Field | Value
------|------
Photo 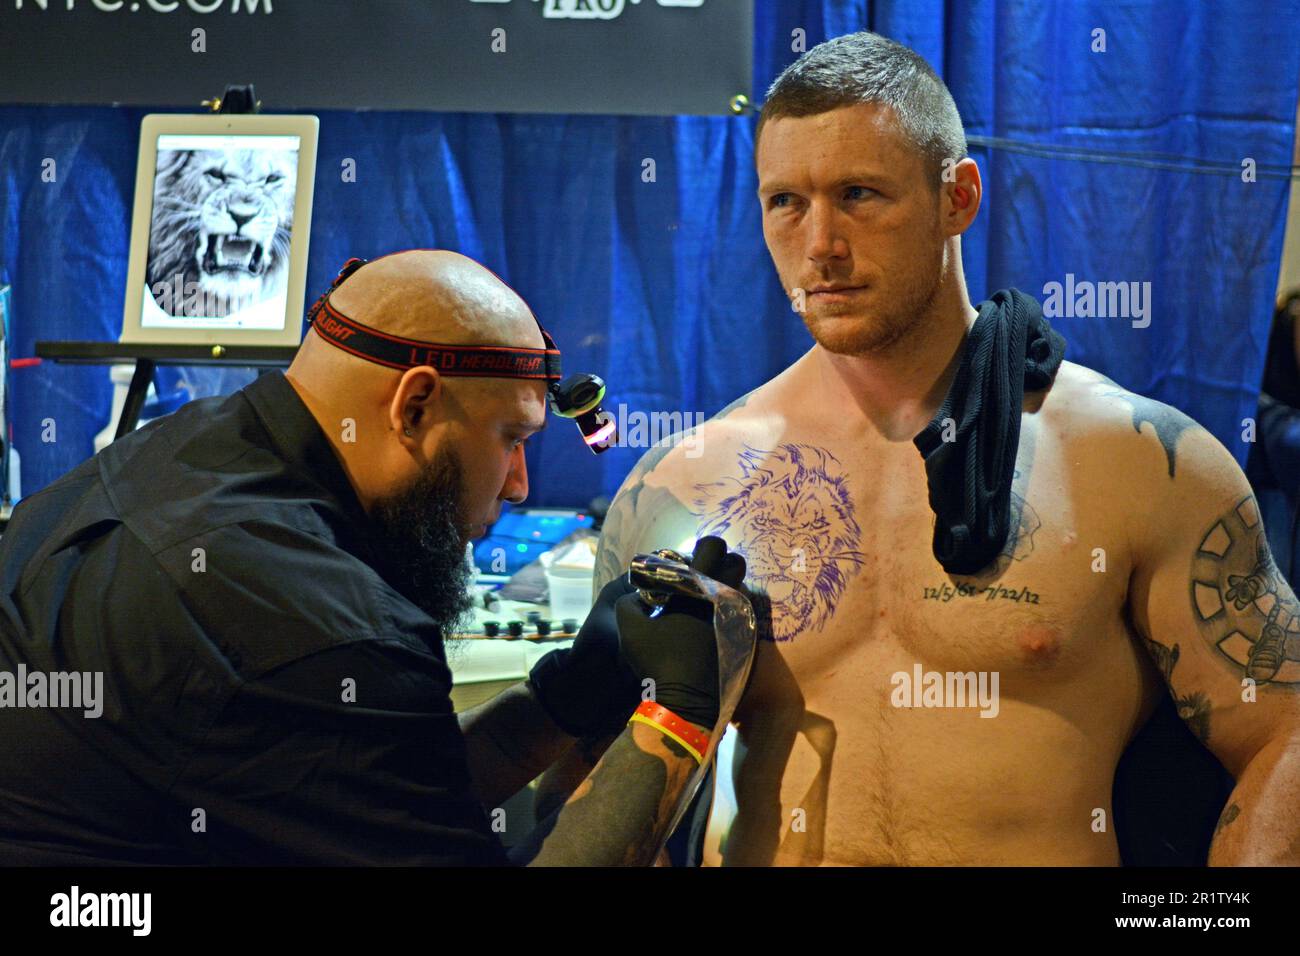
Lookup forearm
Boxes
[528,719,701,866]
[1208,733,1300,865]
[533,732,617,822]
[458,681,577,809]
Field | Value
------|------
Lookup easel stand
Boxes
[33,342,297,439]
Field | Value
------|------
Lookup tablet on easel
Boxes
[119,113,319,349]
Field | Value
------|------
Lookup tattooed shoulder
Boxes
[713,389,756,421]
[593,390,756,591]
[621,388,757,492]
[1098,387,1205,479]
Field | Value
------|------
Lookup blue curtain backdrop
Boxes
[1,0,1297,510]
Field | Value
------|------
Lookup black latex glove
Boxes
[526,575,643,739]
[615,536,747,731]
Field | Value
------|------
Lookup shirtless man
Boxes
[577,32,1300,866]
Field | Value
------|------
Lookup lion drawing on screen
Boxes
[694,443,867,642]
[147,149,295,318]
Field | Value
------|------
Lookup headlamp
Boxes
[305,255,617,454]
[547,372,614,451]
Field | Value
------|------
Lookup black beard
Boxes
[368,444,476,639]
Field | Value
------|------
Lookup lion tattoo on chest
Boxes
[694,443,867,642]
[146,148,296,318]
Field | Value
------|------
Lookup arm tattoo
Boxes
[1142,634,1179,684]
[1140,497,1300,750]
[592,460,687,593]
[1214,802,1242,837]
[999,484,1042,564]
[1139,634,1212,744]
[1177,691,1212,745]
[1102,389,1204,479]
[593,485,638,593]
[532,725,697,866]
[1190,495,1300,687]
[593,432,692,591]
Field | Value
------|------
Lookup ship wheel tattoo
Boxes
[1190,496,1300,685]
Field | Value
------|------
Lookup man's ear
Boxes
[390,367,445,439]
[941,157,982,237]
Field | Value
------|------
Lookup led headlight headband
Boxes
[305,256,616,453]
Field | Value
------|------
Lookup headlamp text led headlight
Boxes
[305,256,616,454]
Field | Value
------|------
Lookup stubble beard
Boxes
[798,223,948,357]
[802,259,943,358]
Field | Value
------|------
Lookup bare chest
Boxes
[686,431,1132,689]
[670,412,1158,865]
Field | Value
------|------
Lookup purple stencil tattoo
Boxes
[694,444,866,642]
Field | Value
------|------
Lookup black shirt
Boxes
[0,370,506,865]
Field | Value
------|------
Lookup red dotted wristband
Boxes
[628,700,710,765]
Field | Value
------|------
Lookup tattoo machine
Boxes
[305,255,617,453]
[629,548,701,608]
[627,547,759,839]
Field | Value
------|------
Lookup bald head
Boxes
[297,249,542,371]
[336,250,541,345]
[284,249,548,521]
[287,249,545,428]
